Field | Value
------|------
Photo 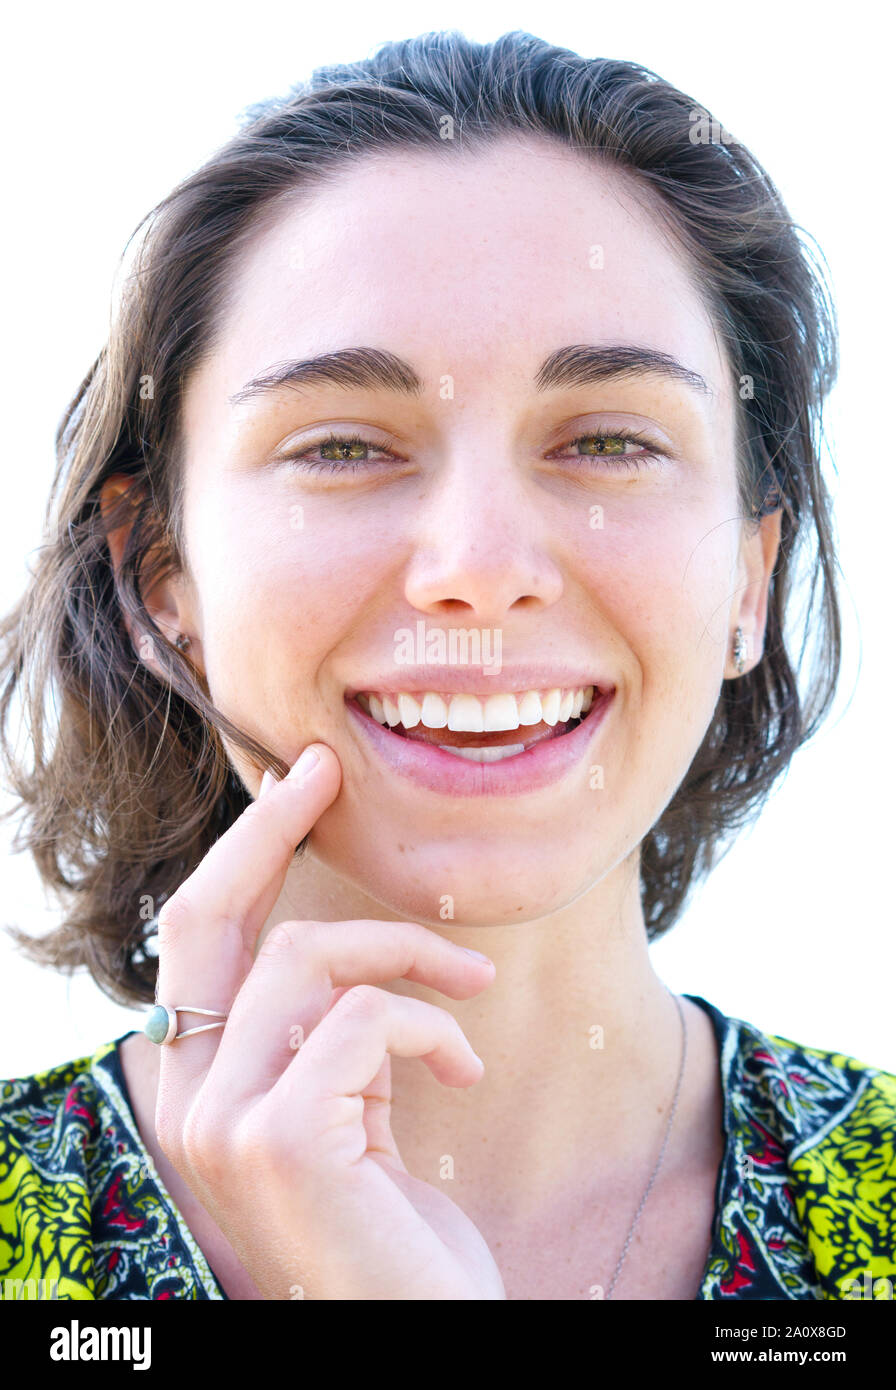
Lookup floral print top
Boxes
[1,994,894,1299]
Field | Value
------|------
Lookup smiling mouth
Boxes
[352,685,598,762]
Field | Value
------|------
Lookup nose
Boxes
[401,446,565,623]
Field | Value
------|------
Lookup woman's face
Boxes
[168,135,780,926]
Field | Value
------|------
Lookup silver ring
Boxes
[144,1004,228,1045]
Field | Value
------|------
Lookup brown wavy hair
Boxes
[0,29,841,1009]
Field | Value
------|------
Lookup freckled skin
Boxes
[161,137,776,931]
[111,134,780,1298]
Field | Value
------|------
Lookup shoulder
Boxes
[758,1026,896,1300]
[1,1043,114,1113]
[726,1009,895,1160]
[0,1042,121,1300]
[698,996,896,1300]
[0,1042,120,1160]
[1,1037,226,1302]
[692,994,895,1141]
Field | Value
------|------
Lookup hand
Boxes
[153,744,505,1300]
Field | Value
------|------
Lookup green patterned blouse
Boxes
[1,995,894,1300]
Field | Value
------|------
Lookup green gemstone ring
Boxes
[144,1004,228,1045]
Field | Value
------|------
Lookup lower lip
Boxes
[345,690,615,797]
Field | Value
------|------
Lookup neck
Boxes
[262,851,698,1216]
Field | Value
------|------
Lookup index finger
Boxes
[153,742,341,1069]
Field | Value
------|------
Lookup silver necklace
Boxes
[605,991,688,1299]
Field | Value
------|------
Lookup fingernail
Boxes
[460,947,492,964]
[287,746,321,782]
[259,768,277,798]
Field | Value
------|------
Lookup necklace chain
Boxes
[604,991,688,1300]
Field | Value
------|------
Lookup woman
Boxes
[1,30,893,1302]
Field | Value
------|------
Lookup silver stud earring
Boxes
[733,626,748,675]
[174,633,191,652]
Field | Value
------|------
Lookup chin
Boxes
[308,816,626,928]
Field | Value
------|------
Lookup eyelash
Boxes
[280,427,664,475]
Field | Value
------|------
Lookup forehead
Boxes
[191,135,727,414]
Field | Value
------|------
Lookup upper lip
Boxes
[345,666,614,699]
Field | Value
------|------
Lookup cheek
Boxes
[187,485,398,686]
[576,501,738,706]
[562,505,736,824]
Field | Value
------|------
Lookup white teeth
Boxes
[381,694,402,727]
[397,693,422,729]
[516,690,543,725]
[541,689,561,726]
[358,685,598,732]
[420,692,449,728]
[447,693,484,733]
[437,743,527,762]
[483,693,522,732]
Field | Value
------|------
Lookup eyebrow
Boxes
[228,343,712,409]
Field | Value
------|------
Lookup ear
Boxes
[726,508,782,677]
[99,473,201,680]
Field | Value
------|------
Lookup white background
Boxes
[1,1,892,1077]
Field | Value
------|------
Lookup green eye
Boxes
[317,438,373,463]
[576,436,629,455]
[281,433,397,473]
[280,427,664,475]
[555,429,664,472]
